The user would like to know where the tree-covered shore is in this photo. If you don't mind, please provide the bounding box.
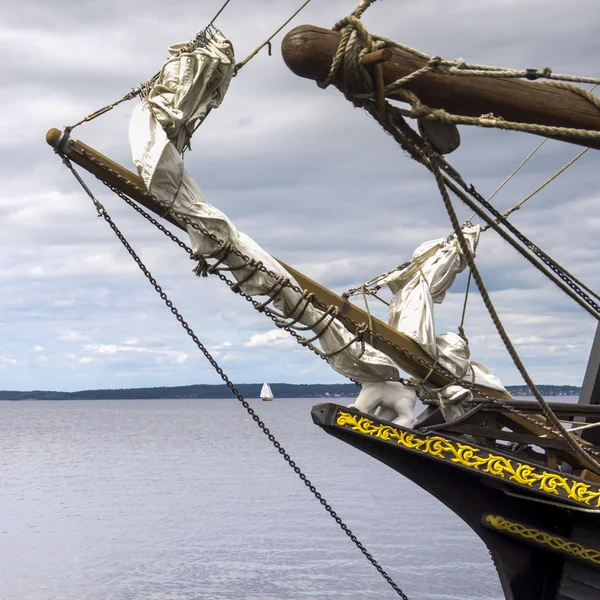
[0,383,581,400]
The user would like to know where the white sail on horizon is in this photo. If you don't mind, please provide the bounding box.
[260,383,273,400]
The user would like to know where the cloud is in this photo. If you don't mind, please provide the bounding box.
[56,330,91,343]
[1,0,598,390]
[83,343,189,364]
[244,329,297,349]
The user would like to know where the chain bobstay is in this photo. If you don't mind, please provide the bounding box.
[59,155,412,600]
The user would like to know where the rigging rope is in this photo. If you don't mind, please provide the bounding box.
[234,0,315,74]
[64,0,315,134]
[48,3,600,593]
[458,270,472,341]
[52,0,600,474]
[315,1,600,474]
[486,147,589,227]
[209,0,234,26]
[428,151,600,475]
[316,5,600,319]
[60,155,411,600]
[469,80,595,222]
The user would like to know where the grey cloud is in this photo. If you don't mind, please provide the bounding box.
[2,0,598,390]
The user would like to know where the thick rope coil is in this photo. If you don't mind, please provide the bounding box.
[322,8,600,144]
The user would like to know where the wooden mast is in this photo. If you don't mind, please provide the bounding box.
[281,25,600,150]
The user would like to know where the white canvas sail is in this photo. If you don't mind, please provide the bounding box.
[127,32,505,426]
[260,383,273,400]
[129,32,401,390]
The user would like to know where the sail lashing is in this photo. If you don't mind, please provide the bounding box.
[126,29,511,427]
[128,31,408,410]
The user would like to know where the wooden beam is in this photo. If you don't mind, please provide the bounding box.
[50,129,600,469]
[281,25,600,150]
[47,127,513,401]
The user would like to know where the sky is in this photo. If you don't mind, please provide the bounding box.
[1,0,599,392]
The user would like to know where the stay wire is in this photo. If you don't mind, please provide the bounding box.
[234,0,315,74]
[66,0,235,132]
[209,0,234,26]
[60,155,411,600]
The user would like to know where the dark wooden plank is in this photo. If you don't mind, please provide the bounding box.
[424,397,600,417]
[579,323,600,444]
[443,423,574,451]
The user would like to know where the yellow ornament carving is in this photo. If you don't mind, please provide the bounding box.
[336,411,600,507]
[486,515,600,565]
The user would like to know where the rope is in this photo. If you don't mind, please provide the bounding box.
[426,151,600,476]
[64,144,600,465]
[458,270,472,341]
[65,1,237,132]
[567,421,600,434]
[502,488,600,513]
[332,24,600,144]
[360,285,375,345]
[234,0,315,74]
[469,83,597,222]
[441,173,600,320]
[466,138,548,222]
[209,0,234,25]
[313,8,600,469]
[487,147,589,226]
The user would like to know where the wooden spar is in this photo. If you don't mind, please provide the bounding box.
[281,25,600,150]
[48,128,600,468]
[47,127,511,400]
[46,128,181,230]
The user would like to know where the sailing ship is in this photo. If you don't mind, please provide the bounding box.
[260,382,274,401]
[46,2,600,598]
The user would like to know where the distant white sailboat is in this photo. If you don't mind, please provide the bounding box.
[260,383,274,402]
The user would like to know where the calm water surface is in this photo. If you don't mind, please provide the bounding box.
[0,397,511,600]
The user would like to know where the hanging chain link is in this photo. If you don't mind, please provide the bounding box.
[60,155,411,599]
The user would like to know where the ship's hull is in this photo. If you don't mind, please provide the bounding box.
[312,403,600,600]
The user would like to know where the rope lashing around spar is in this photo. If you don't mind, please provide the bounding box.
[318,4,600,142]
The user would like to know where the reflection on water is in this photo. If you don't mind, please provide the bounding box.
[0,398,505,599]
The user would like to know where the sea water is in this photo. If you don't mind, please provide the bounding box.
[0,396,531,599]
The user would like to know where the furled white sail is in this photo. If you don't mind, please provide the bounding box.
[260,383,273,400]
[128,33,401,390]
[378,226,508,399]
[128,32,506,427]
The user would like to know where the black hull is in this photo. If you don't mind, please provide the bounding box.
[312,403,600,600]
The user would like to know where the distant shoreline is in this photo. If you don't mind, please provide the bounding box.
[0,383,582,401]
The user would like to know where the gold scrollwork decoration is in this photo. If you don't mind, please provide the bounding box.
[336,411,600,507]
[486,515,600,565]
